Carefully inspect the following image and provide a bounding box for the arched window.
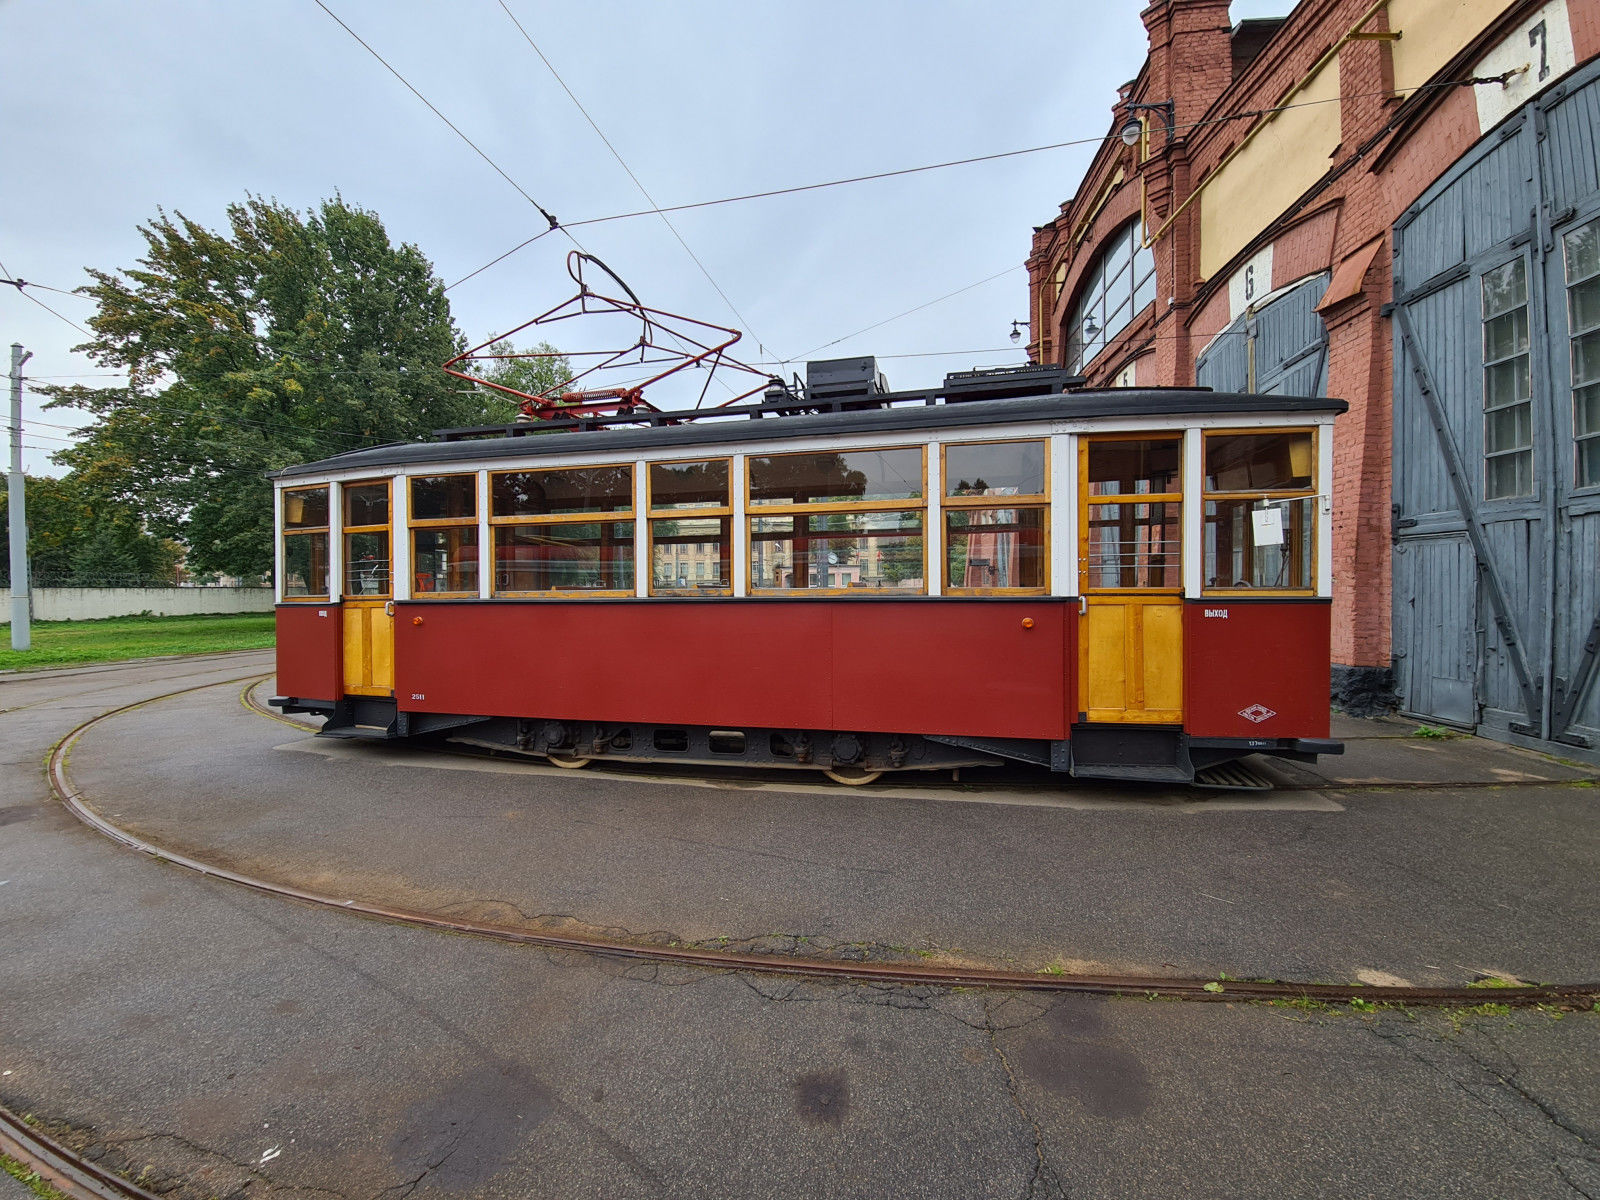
[1064,221,1156,375]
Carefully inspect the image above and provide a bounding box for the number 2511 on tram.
[270,360,1344,787]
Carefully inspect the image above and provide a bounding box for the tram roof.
[271,386,1347,481]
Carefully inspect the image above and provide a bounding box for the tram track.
[41,673,1600,1010]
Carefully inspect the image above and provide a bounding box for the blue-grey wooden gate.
[1196,273,1331,396]
[1392,59,1600,756]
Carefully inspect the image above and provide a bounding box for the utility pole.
[9,342,33,650]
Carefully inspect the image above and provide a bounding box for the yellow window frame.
[488,464,637,597]
[648,457,733,597]
[1200,426,1318,597]
[940,439,1051,596]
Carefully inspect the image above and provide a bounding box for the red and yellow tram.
[272,361,1343,785]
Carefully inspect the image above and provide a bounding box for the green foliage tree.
[0,474,180,587]
[40,196,507,579]
[472,339,575,422]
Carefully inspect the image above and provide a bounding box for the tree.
[471,339,575,422]
[0,474,180,588]
[41,196,505,579]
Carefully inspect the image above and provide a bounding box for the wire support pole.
[9,341,33,650]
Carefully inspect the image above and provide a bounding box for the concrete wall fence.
[0,587,273,624]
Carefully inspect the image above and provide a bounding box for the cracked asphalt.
[1,652,1597,1198]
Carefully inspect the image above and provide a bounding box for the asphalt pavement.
[0,653,1596,1199]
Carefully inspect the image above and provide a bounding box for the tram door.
[340,479,395,697]
[1078,437,1184,724]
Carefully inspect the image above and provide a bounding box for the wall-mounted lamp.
[1083,314,1100,340]
[1009,319,1028,344]
[1121,99,1175,145]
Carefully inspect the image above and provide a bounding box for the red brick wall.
[1026,0,1600,675]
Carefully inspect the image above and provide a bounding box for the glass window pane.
[1578,437,1600,489]
[410,475,477,522]
[283,486,329,529]
[650,459,730,511]
[1575,382,1600,438]
[344,530,391,596]
[1085,502,1180,587]
[1484,308,1529,361]
[494,522,635,592]
[1481,259,1526,318]
[1572,329,1600,386]
[1206,433,1314,492]
[748,448,922,506]
[1486,450,1532,500]
[946,508,1047,589]
[1204,498,1314,590]
[412,527,478,594]
[1087,439,1181,495]
[343,482,389,528]
[1564,220,1600,283]
[945,441,1046,497]
[1485,357,1531,410]
[1568,277,1600,335]
[282,532,328,596]
[749,511,924,591]
[492,466,633,517]
[650,517,730,592]
[1485,404,1531,455]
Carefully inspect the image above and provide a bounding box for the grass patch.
[1412,724,1463,740]
[2,1151,71,1200]
[0,612,275,670]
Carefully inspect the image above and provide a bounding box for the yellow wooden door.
[1078,435,1184,724]
[342,600,395,696]
[1081,595,1183,723]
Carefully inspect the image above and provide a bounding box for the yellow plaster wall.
[1198,62,1342,279]
[1389,0,1515,91]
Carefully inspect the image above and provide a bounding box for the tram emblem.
[1239,704,1277,723]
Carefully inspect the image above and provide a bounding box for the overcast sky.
[1,0,1288,475]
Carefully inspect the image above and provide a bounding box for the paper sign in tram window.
[1252,506,1284,547]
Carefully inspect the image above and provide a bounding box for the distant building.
[1025,0,1600,760]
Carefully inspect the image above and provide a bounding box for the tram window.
[945,441,1046,498]
[280,485,330,599]
[410,474,477,521]
[494,522,635,593]
[748,447,923,506]
[1085,503,1181,588]
[344,482,389,527]
[947,509,1047,590]
[749,512,924,593]
[943,440,1048,593]
[340,481,392,599]
[652,517,730,592]
[650,459,729,510]
[649,459,732,595]
[409,475,478,596]
[1087,439,1180,496]
[492,465,633,517]
[1202,431,1316,593]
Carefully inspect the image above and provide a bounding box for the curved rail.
[46,676,1600,1009]
[0,1104,166,1200]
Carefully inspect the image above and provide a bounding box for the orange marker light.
[412,616,424,626]
[1021,617,1035,629]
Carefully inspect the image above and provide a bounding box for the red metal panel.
[1184,600,1331,737]
[394,600,1071,740]
[275,603,343,702]
[831,602,1068,739]
[395,602,835,729]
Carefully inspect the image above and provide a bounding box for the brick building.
[1026,0,1600,759]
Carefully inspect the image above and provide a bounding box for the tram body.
[271,364,1344,784]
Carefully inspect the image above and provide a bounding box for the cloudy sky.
[2,0,1287,474]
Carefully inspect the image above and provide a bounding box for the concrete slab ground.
[55,674,1600,988]
[2,655,1597,1199]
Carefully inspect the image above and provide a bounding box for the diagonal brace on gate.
[1395,306,1543,733]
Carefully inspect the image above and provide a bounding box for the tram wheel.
[823,766,883,786]
[547,753,594,769]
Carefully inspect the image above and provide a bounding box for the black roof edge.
[269,388,1348,480]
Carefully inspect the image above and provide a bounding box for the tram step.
[319,722,394,741]
[1068,763,1192,784]
[1191,761,1273,791]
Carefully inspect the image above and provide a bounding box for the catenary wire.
[496,1,779,368]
